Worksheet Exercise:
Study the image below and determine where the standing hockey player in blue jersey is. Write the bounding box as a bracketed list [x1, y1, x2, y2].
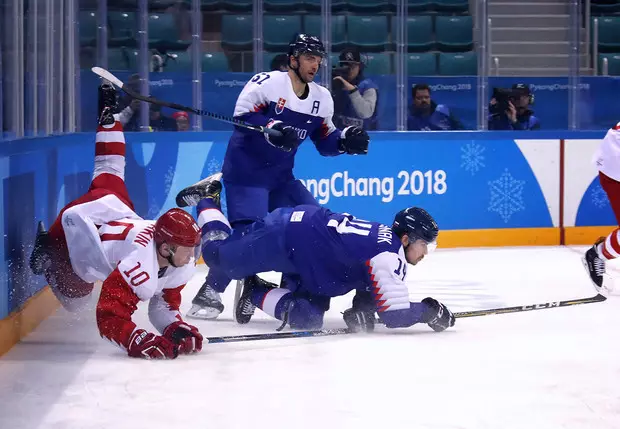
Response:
[181, 34, 370, 320]
[176, 178, 455, 332]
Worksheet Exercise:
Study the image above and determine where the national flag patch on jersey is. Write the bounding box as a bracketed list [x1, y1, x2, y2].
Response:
[275, 97, 287, 115]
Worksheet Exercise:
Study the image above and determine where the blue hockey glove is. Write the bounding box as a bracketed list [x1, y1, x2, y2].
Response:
[338, 126, 369, 155]
[343, 308, 375, 332]
[421, 297, 455, 332]
[264, 120, 299, 152]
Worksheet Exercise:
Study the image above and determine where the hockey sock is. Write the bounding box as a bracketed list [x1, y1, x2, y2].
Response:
[251, 286, 292, 320]
[94, 115, 126, 181]
[599, 228, 620, 260]
[197, 198, 232, 240]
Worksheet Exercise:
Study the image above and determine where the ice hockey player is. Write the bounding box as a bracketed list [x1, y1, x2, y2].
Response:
[177, 177, 455, 333]
[583, 122, 620, 293]
[182, 33, 370, 320]
[29, 83, 203, 360]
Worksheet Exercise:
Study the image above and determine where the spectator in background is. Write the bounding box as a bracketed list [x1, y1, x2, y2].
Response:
[149, 105, 177, 131]
[173, 111, 190, 131]
[270, 54, 289, 72]
[488, 83, 540, 130]
[407, 83, 464, 131]
[331, 48, 379, 130]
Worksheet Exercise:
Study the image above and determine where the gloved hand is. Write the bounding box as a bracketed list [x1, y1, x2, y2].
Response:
[338, 126, 369, 155]
[343, 308, 375, 332]
[264, 120, 299, 152]
[421, 297, 455, 332]
[127, 329, 178, 359]
[163, 321, 203, 354]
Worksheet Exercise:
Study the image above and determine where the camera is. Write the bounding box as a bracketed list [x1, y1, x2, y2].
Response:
[332, 65, 351, 92]
[491, 86, 533, 114]
[332, 65, 350, 79]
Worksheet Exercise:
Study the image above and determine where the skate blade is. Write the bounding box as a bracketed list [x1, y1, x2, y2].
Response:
[186, 304, 222, 320]
[190, 172, 222, 188]
[581, 256, 612, 296]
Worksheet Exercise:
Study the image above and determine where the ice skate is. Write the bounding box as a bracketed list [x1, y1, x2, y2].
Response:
[234, 275, 277, 324]
[176, 172, 223, 208]
[186, 280, 224, 320]
[98, 82, 118, 126]
[582, 239, 607, 293]
[29, 221, 52, 276]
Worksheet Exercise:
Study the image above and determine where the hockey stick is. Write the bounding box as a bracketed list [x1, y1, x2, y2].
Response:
[90, 67, 282, 137]
[206, 327, 353, 344]
[453, 293, 607, 318]
[204, 293, 607, 345]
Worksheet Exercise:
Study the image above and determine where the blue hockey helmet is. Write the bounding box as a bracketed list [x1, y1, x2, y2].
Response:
[392, 207, 438, 245]
[288, 34, 326, 60]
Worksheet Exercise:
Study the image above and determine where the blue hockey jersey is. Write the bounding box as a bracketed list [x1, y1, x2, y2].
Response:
[222, 71, 344, 189]
[285, 205, 413, 324]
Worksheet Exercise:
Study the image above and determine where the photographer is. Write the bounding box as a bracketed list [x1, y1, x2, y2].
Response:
[270, 54, 289, 72]
[488, 84, 540, 130]
[407, 83, 464, 131]
[332, 48, 379, 130]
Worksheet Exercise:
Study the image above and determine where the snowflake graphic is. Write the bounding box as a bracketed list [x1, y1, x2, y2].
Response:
[163, 165, 175, 194]
[460, 142, 485, 175]
[591, 184, 610, 209]
[488, 169, 525, 223]
[207, 158, 222, 175]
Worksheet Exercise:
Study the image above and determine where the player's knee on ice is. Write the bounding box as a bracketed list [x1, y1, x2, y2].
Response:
[286, 298, 326, 330]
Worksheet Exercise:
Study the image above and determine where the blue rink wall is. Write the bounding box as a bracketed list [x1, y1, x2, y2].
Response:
[0, 130, 612, 320]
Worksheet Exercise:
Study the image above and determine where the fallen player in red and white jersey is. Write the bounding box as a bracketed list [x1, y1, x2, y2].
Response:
[29, 83, 203, 360]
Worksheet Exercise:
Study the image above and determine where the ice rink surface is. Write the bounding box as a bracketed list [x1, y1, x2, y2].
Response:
[1, 245, 619, 429]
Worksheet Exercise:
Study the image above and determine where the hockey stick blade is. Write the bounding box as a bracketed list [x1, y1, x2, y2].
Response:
[206, 327, 353, 344]
[454, 293, 607, 318]
[91, 67, 125, 90]
[90, 67, 282, 137]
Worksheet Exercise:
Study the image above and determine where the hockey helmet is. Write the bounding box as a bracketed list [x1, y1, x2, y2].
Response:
[288, 34, 326, 60]
[154, 208, 200, 247]
[392, 207, 438, 248]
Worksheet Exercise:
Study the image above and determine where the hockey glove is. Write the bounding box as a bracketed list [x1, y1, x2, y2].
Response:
[163, 321, 203, 354]
[264, 120, 299, 152]
[421, 297, 455, 332]
[127, 329, 179, 359]
[343, 308, 376, 333]
[338, 126, 369, 155]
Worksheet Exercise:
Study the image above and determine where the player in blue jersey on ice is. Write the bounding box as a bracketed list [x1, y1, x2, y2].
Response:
[176, 177, 455, 333]
[182, 34, 370, 320]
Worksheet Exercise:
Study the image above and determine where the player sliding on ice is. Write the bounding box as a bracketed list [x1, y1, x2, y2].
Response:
[185, 33, 370, 320]
[29, 83, 203, 360]
[176, 175, 455, 333]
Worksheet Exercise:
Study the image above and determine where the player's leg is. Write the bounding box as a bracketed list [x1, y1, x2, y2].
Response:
[235, 276, 329, 329]
[87, 82, 133, 209]
[30, 83, 125, 311]
[268, 179, 321, 289]
[185, 180, 270, 319]
[583, 172, 620, 292]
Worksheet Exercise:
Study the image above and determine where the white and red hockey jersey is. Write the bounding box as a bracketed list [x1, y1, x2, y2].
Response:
[594, 122, 620, 181]
[61, 196, 195, 351]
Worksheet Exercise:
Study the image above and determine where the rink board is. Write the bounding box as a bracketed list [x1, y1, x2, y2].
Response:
[0, 130, 612, 351]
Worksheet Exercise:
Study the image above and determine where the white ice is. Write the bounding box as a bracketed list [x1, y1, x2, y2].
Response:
[1, 246, 619, 429]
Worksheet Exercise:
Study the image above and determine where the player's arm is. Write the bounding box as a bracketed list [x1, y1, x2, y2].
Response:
[234, 73, 299, 152]
[96, 258, 178, 359]
[149, 285, 203, 355]
[233, 73, 272, 128]
[343, 252, 454, 332]
[311, 93, 369, 157]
